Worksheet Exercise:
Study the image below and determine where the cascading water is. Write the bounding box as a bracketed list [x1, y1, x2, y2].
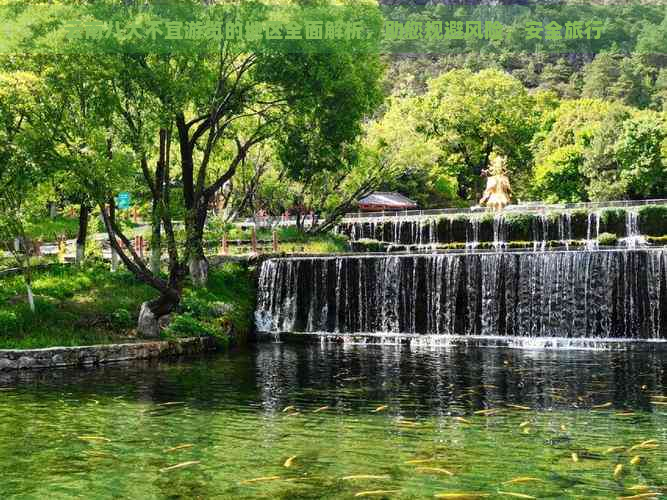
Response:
[465, 217, 480, 251]
[585, 212, 600, 250]
[623, 210, 645, 249]
[557, 212, 572, 250]
[532, 213, 549, 251]
[255, 250, 666, 340]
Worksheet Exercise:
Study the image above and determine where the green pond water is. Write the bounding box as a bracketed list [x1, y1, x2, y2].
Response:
[0, 342, 665, 499]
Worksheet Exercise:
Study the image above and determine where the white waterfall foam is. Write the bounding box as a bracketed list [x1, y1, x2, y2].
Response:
[255, 250, 666, 340]
[622, 210, 646, 249]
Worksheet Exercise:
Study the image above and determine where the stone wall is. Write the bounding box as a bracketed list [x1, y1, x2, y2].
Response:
[0, 336, 217, 371]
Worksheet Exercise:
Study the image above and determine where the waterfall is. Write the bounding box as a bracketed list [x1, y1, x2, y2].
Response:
[558, 212, 572, 250]
[533, 213, 549, 252]
[585, 212, 600, 250]
[623, 210, 645, 249]
[492, 214, 507, 251]
[466, 217, 480, 251]
[256, 250, 667, 339]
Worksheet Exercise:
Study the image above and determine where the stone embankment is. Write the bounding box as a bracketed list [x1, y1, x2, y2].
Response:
[0, 336, 217, 371]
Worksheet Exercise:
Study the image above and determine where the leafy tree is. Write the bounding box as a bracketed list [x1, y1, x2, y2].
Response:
[415, 68, 538, 201]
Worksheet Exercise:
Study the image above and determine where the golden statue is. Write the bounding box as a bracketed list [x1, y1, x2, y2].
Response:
[479, 154, 512, 212]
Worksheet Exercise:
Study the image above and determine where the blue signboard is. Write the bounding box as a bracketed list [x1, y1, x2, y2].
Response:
[116, 192, 131, 210]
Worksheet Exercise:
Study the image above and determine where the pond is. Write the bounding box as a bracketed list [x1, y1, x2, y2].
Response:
[0, 342, 665, 499]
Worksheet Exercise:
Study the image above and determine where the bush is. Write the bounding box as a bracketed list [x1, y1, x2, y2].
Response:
[163, 313, 218, 339]
[597, 232, 618, 246]
[600, 208, 626, 235]
[352, 239, 383, 252]
[638, 205, 667, 236]
[110, 308, 133, 329]
[504, 213, 535, 241]
[0, 310, 19, 336]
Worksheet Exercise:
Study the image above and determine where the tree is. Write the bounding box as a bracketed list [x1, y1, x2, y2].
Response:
[415, 69, 538, 201]
[9, 0, 386, 334]
[0, 69, 46, 312]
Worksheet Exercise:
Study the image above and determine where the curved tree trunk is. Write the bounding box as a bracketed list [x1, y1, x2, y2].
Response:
[75, 202, 89, 266]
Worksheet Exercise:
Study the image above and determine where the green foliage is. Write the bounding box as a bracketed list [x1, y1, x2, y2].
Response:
[504, 213, 535, 241]
[597, 232, 619, 246]
[532, 145, 586, 203]
[638, 205, 667, 236]
[600, 209, 626, 235]
[163, 314, 219, 340]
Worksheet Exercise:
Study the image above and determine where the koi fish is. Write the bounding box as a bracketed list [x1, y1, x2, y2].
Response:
[241, 476, 281, 484]
[372, 405, 388, 413]
[160, 461, 201, 473]
[455, 417, 473, 424]
[355, 490, 401, 497]
[473, 409, 497, 416]
[592, 402, 613, 409]
[165, 444, 194, 453]
[284, 455, 297, 468]
[313, 406, 330, 413]
[506, 404, 531, 411]
[282, 406, 296, 413]
[630, 456, 642, 465]
[342, 475, 390, 481]
[415, 467, 454, 476]
[497, 492, 537, 499]
[503, 477, 543, 485]
[617, 494, 659, 499]
[519, 421, 531, 428]
[614, 464, 624, 479]
[434, 493, 490, 499]
[571, 453, 579, 463]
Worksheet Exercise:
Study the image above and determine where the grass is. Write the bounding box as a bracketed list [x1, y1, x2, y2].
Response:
[0, 263, 155, 349]
[0, 261, 256, 350]
[209, 225, 349, 255]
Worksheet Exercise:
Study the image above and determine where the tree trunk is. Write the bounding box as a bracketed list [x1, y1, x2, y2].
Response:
[108, 203, 120, 272]
[150, 200, 161, 275]
[185, 203, 210, 287]
[75, 202, 89, 266]
[26, 283, 35, 313]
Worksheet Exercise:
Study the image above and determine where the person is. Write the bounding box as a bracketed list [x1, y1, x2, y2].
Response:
[479, 154, 512, 212]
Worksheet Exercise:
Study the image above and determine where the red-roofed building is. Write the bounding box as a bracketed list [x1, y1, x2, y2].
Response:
[358, 192, 418, 212]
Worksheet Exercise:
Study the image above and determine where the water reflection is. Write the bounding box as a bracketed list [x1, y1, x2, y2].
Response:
[0, 343, 665, 499]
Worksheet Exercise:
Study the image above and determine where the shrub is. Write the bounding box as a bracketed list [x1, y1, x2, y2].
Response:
[597, 232, 618, 246]
[0, 310, 19, 336]
[504, 213, 534, 241]
[600, 208, 626, 235]
[352, 239, 383, 252]
[110, 308, 133, 329]
[163, 313, 218, 339]
[638, 205, 667, 236]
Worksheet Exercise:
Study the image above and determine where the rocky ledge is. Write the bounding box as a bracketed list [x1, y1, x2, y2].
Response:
[0, 336, 217, 371]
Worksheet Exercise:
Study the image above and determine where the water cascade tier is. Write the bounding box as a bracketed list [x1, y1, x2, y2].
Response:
[337, 209, 653, 249]
[255, 250, 666, 339]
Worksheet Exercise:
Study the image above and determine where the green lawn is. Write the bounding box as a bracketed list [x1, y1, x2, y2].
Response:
[0, 261, 255, 350]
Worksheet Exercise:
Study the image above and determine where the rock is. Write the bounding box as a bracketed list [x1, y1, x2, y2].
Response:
[189, 257, 209, 287]
[0, 358, 17, 371]
[211, 302, 233, 317]
[158, 314, 172, 331]
[137, 302, 160, 338]
[18, 356, 36, 369]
